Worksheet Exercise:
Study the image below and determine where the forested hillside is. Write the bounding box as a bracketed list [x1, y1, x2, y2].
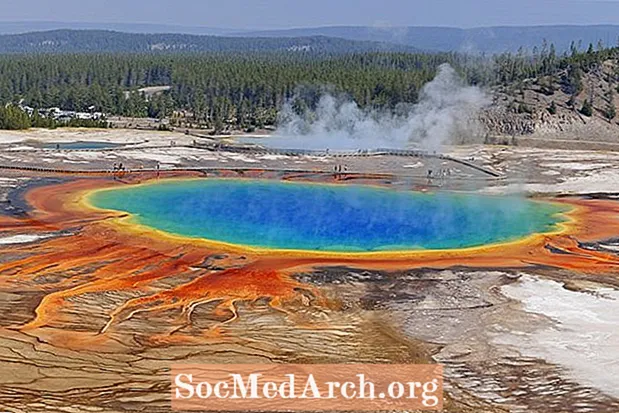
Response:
[0, 30, 417, 54]
[3, 25, 619, 54]
[0, 44, 618, 133]
[0, 52, 466, 129]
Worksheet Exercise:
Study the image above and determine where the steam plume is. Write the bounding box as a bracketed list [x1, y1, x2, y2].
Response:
[269, 64, 488, 152]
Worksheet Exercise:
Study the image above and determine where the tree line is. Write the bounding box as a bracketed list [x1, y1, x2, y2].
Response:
[0, 44, 618, 131]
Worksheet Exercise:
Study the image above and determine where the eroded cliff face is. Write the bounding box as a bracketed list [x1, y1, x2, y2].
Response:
[481, 104, 537, 136]
[480, 60, 619, 144]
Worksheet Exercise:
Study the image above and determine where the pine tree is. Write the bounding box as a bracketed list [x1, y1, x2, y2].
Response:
[580, 99, 593, 116]
[604, 103, 616, 122]
[547, 100, 557, 114]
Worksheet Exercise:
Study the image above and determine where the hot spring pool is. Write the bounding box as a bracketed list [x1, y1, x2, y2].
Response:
[88, 179, 568, 252]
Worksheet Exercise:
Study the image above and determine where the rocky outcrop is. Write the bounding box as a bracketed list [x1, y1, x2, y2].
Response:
[481, 105, 536, 136]
[480, 61, 619, 144]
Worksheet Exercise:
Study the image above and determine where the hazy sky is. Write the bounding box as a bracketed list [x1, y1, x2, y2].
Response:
[3, 0, 619, 29]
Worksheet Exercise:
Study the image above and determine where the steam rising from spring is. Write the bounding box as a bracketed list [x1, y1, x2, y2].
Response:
[270, 64, 489, 152]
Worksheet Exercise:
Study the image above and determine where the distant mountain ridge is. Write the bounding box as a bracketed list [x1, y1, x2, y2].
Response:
[2, 23, 619, 54]
[0, 21, 235, 36]
[242, 25, 619, 53]
[0, 29, 418, 54]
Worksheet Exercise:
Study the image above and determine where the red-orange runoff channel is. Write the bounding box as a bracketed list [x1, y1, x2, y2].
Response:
[1, 172, 619, 349]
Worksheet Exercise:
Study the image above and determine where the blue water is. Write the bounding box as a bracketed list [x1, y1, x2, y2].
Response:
[89, 179, 567, 252]
[44, 141, 123, 150]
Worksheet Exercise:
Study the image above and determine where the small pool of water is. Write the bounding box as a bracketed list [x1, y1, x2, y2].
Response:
[44, 141, 124, 150]
[89, 179, 568, 252]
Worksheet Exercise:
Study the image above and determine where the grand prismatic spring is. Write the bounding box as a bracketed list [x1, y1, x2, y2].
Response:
[2, 171, 619, 341]
[2, 163, 619, 412]
[88, 179, 567, 252]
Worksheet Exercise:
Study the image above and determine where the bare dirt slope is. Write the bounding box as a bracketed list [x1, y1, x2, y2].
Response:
[482, 59, 619, 144]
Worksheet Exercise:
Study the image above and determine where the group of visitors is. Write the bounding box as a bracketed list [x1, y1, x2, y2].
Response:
[112, 163, 126, 180]
[333, 164, 348, 180]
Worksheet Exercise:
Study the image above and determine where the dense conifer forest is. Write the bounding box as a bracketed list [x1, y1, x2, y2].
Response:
[0, 42, 618, 130]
